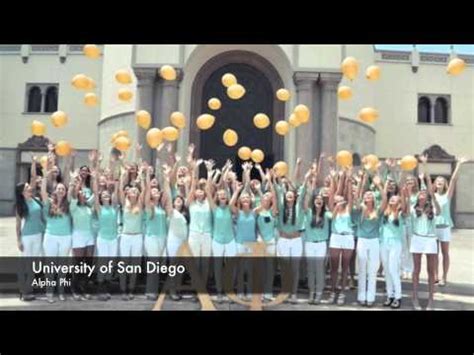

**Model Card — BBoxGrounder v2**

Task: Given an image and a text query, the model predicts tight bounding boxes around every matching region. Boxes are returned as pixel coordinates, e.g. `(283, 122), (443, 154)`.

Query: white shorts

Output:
(435, 227), (452, 242)
(96, 237), (118, 257)
(305, 241), (328, 258)
(72, 230), (95, 249)
(329, 233), (355, 250)
(213, 239), (237, 257)
(410, 235), (438, 254)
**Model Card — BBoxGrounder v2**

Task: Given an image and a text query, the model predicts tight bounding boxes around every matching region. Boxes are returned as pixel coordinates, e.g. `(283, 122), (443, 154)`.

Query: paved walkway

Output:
(0, 217), (473, 310)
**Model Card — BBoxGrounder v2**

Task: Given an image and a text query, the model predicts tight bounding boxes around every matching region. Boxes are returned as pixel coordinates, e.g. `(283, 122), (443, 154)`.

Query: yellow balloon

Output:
(400, 155), (418, 171)
(288, 113), (301, 127)
(84, 93), (98, 107)
(276, 88), (291, 102)
(31, 120), (46, 136)
(71, 74), (90, 90)
(222, 73), (237, 88)
(111, 132), (120, 144)
(170, 111), (186, 129)
(223, 129), (238, 147)
(358, 107), (379, 124)
(51, 111), (68, 128)
(111, 130), (129, 144)
(208, 98), (222, 110)
(341, 57), (359, 81)
(338, 86), (353, 100)
(83, 44), (100, 59)
(114, 136), (131, 152)
(294, 104), (310, 124)
(362, 154), (379, 171)
(85, 77), (97, 90)
(275, 120), (290, 136)
(336, 150), (353, 168)
(162, 126), (179, 142)
(115, 69), (132, 84)
(227, 84), (246, 100)
(251, 149), (265, 164)
(39, 155), (49, 169)
(135, 110), (151, 129)
(447, 58), (466, 76)
(118, 88), (133, 102)
(160, 65), (177, 81)
(238, 146), (252, 161)
(273, 161), (289, 177)
(366, 65), (381, 81)
(146, 128), (163, 148)
(55, 140), (72, 157)
(253, 113), (270, 129)
(196, 114), (215, 130)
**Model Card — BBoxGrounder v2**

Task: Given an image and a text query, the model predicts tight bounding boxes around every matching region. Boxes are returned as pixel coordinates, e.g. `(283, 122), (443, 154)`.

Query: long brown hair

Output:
(48, 184), (69, 217)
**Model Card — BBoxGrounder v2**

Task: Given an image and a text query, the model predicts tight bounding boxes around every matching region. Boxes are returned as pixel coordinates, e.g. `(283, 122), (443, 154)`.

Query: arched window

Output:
(352, 153), (361, 167)
(418, 96), (431, 123)
(44, 86), (58, 113)
(27, 86), (42, 112)
(434, 97), (448, 124)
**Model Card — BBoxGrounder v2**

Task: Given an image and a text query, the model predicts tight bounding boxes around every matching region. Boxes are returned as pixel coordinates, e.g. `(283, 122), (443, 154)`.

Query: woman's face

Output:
(195, 189), (205, 201)
(324, 176), (331, 188)
(418, 191), (427, 205)
(387, 180), (396, 192)
(23, 183), (33, 200)
(314, 195), (324, 208)
(435, 176), (446, 191)
(363, 191), (375, 206)
(217, 190), (228, 205)
(101, 191), (111, 205)
(35, 176), (42, 187)
(285, 191), (295, 204)
(99, 175), (107, 188)
(151, 187), (161, 201)
(129, 164), (138, 175)
(80, 167), (89, 180)
(177, 176), (186, 186)
(240, 193), (251, 208)
(389, 195), (400, 207)
(174, 196), (184, 210)
(150, 178), (159, 189)
(334, 195), (346, 210)
(261, 192), (272, 209)
(127, 188), (139, 203)
(52, 166), (59, 177)
(406, 176), (416, 189)
(55, 183), (66, 198)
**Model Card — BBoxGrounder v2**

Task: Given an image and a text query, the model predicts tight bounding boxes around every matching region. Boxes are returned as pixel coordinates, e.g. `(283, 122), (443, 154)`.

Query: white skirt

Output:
(72, 230), (95, 249)
(329, 233), (355, 250)
(435, 227), (452, 242)
(410, 235), (438, 254)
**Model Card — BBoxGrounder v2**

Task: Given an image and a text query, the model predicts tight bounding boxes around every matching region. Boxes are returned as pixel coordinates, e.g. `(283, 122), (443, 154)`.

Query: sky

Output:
(375, 45), (474, 55)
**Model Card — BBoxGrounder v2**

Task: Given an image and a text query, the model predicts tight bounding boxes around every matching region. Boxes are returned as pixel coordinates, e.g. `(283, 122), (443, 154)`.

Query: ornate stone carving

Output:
(17, 136), (50, 150)
(31, 45), (59, 52)
(134, 67), (157, 86)
(421, 144), (455, 160)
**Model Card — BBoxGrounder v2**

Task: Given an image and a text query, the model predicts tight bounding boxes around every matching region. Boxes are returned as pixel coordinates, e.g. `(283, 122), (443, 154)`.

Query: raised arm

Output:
(91, 169), (100, 214)
(162, 166), (174, 216)
(186, 159), (202, 207)
(379, 179), (389, 214)
(144, 165), (153, 210)
(229, 181), (243, 215)
(293, 157), (303, 186)
(448, 157), (468, 199)
(205, 159), (216, 209)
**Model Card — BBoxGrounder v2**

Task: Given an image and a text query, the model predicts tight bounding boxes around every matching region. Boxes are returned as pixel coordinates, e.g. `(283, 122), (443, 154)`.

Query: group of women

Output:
(15, 141), (468, 309)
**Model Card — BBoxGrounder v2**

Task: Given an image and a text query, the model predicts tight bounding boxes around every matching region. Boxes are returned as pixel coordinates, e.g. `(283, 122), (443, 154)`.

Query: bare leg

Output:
(427, 254), (436, 309)
(412, 253), (422, 309)
(440, 242), (450, 283)
(434, 241), (440, 283)
(341, 250), (353, 292)
(329, 248), (341, 293)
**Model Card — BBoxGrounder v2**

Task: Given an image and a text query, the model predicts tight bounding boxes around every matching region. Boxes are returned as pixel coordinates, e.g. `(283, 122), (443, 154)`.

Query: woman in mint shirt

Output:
(68, 172), (95, 301)
(433, 157), (468, 286)
(143, 166), (169, 300)
(92, 170), (119, 301)
(410, 172), (441, 311)
(118, 166), (145, 301)
(15, 182), (45, 301)
(303, 191), (331, 305)
(255, 170), (279, 302)
(380, 184), (408, 309)
(207, 179), (240, 303)
(275, 169), (309, 304)
(401, 174), (419, 280)
(41, 167), (72, 304)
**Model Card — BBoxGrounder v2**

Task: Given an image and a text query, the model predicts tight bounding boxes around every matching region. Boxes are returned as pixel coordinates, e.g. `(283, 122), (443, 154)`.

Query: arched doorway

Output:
(190, 51), (285, 178)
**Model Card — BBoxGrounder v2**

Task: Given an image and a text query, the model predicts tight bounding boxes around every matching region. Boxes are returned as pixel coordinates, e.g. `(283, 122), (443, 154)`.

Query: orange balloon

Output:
(288, 113), (301, 127)
(160, 65), (177, 81)
(146, 128), (163, 148)
(273, 161), (289, 177)
(400, 155), (418, 171)
(55, 141), (72, 157)
(294, 104), (310, 124)
(196, 114), (215, 130)
(136, 110), (152, 129)
(71, 74), (90, 90)
(238, 146), (252, 161)
(51, 111), (68, 128)
(358, 107), (379, 124)
(39, 155), (49, 169)
(115, 69), (132, 84)
(170, 112), (186, 129)
(162, 126), (179, 141)
(251, 149), (265, 163)
(362, 154), (379, 171)
(222, 73), (237, 88)
(31, 120), (46, 136)
(208, 98), (222, 110)
(338, 86), (353, 100)
(276, 88), (291, 102)
(118, 88), (133, 102)
(253, 113), (270, 129)
(223, 129), (238, 147)
(83, 44), (101, 59)
(341, 57), (359, 81)
(275, 120), (290, 136)
(336, 150), (353, 168)
(114, 136), (131, 152)
(84, 93), (99, 106)
(366, 65), (381, 81)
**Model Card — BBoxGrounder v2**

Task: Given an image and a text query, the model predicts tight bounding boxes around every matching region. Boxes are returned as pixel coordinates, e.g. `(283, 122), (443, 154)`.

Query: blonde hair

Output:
(125, 187), (141, 214)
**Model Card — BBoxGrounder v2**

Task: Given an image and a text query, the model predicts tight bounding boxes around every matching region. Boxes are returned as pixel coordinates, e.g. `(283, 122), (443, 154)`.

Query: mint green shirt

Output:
(411, 208), (436, 238)
(189, 200), (212, 234)
(122, 209), (143, 234)
(212, 206), (235, 244)
(70, 198), (93, 235)
(276, 184), (306, 234)
(98, 206), (118, 240)
(353, 209), (381, 239)
(43, 200), (72, 236)
(331, 212), (353, 235)
(145, 206), (168, 238)
(22, 199), (45, 236)
(434, 193), (453, 228)
(381, 214), (405, 245)
(257, 209), (277, 242)
(304, 210), (331, 242)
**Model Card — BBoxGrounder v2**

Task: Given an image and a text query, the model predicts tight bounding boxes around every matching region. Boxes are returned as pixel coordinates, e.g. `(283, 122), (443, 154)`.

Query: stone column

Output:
(154, 69), (183, 156)
(134, 67), (156, 163)
(319, 72), (342, 158)
(293, 72), (319, 171)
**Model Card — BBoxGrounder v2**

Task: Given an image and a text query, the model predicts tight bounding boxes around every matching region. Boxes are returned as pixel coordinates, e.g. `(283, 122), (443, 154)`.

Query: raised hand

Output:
(458, 156), (469, 164)
(419, 154), (428, 164)
(166, 143), (173, 154)
(373, 175), (382, 186)
(296, 157), (302, 165)
(156, 142), (166, 152)
(188, 143), (195, 154)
